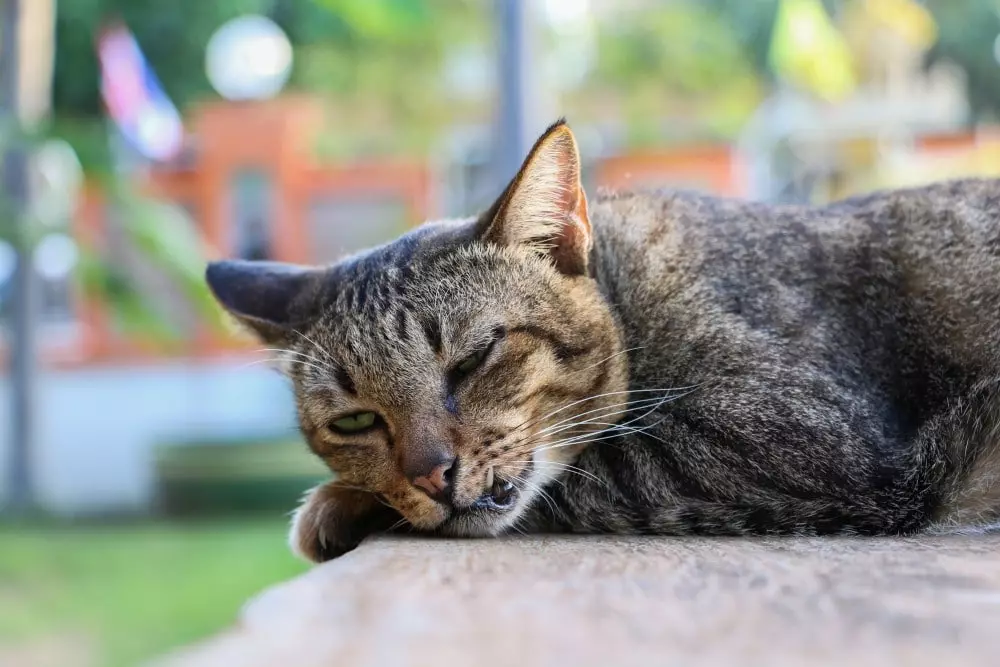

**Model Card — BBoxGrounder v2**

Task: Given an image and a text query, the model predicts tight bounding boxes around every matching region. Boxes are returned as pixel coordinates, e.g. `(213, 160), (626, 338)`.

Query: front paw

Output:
(289, 482), (401, 563)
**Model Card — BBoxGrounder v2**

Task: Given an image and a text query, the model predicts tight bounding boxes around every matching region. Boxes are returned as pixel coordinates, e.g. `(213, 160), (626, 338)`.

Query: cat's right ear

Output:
(205, 259), (320, 346)
(477, 119), (592, 276)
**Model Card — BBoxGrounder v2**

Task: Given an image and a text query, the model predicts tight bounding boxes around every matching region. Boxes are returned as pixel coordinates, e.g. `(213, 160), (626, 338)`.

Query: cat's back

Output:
(591, 178), (1000, 283)
(589, 178), (1000, 384)
(590, 178), (1000, 314)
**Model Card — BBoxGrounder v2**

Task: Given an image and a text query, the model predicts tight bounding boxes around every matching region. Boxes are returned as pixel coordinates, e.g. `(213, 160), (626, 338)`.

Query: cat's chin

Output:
(434, 502), (527, 538)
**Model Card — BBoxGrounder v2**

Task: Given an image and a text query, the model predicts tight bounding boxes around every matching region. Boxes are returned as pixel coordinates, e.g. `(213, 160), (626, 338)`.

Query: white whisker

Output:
(387, 516), (411, 532)
(509, 459), (607, 487)
(503, 470), (559, 518)
(236, 356), (330, 376)
(538, 394), (676, 436)
(504, 386), (697, 440)
(569, 345), (644, 376)
(511, 390), (692, 456)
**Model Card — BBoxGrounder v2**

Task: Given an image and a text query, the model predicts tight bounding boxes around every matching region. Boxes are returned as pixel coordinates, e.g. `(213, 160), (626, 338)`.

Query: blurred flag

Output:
(97, 22), (183, 163)
(768, 0), (858, 102)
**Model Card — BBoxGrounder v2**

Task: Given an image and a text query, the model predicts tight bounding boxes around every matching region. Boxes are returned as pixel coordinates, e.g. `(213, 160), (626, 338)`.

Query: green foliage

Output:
(48, 0), (1000, 138)
(592, 2), (763, 141)
(703, 0), (783, 79)
(52, 0), (488, 156)
(287, 0), (487, 155)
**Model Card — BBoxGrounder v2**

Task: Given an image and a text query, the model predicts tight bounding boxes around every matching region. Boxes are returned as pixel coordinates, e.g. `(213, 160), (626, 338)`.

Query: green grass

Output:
(0, 518), (308, 667)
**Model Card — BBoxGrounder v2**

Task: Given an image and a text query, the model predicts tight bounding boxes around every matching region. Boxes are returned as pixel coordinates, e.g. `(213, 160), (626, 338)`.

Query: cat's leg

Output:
(289, 482), (402, 562)
(534, 376), (955, 536)
(924, 377), (1000, 533)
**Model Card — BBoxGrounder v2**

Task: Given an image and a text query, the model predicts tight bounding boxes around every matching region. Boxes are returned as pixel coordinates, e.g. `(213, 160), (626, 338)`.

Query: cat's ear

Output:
(479, 119), (591, 275)
(205, 259), (320, 345)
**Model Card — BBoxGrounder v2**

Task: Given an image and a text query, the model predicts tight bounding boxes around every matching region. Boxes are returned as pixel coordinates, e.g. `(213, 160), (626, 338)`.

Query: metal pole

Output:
(2, 0), (37, 514)
(494, 0), (539, 183)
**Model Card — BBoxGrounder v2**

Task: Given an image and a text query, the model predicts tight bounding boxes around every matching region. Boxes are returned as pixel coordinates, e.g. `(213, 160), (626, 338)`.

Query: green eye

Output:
(455, 348), (487, 376)
(330, 412), (378, 434)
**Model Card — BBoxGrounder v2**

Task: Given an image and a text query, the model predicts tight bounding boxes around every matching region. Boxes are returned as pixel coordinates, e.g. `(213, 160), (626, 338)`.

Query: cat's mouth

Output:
(436, 461), (533, 537)
(471, 476), (519, 511)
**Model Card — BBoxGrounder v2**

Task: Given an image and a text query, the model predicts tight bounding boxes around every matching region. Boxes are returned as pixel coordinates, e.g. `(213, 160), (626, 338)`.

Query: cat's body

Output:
(527, 180), (1000, 536)
(206, 121), (1000, 561)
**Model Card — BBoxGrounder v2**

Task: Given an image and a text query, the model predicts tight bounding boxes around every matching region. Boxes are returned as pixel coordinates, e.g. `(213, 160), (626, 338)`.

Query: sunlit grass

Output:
(0, 518), (307, 667)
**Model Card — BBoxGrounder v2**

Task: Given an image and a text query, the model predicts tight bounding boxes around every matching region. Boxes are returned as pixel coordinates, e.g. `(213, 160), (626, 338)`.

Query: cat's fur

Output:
(207, 120), (1000, 562)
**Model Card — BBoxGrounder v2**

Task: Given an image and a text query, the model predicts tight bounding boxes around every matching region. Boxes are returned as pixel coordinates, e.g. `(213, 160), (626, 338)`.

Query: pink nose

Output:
(411, 460), (455, 503)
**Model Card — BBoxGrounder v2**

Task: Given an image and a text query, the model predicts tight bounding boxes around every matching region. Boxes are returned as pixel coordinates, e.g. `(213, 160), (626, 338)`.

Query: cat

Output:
(206, 119), (1000, 562)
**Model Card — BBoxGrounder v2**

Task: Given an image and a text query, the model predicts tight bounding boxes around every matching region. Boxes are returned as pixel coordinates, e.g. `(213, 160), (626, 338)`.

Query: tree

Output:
(51, 0), (489, 165)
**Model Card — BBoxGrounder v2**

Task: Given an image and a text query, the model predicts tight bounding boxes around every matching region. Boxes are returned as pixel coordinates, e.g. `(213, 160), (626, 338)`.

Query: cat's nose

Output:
(408, 456), (456, 504)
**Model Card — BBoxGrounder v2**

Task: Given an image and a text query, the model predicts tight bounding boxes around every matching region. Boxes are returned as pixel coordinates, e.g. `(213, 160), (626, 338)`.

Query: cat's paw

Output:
(289, 482), (401, 563)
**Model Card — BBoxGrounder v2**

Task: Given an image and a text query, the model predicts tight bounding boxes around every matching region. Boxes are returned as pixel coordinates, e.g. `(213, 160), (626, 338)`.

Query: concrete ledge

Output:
(152, 535), (1000, 667)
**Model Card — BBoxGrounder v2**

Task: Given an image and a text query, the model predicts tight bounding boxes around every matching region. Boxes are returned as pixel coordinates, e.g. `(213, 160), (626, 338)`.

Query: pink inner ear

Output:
(550, 184), (592, 276)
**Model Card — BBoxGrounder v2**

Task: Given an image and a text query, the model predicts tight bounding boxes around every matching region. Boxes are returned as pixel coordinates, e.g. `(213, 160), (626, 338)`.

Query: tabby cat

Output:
(206, 120), (1000, 562)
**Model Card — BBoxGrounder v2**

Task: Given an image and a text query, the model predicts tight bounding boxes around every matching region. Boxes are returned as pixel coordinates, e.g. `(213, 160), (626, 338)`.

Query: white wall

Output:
(0, 359), (298, 515)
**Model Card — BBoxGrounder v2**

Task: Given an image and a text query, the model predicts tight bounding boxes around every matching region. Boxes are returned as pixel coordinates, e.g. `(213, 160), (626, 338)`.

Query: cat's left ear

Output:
(479, 119), (591, 276)
(205, 259), (321, 346)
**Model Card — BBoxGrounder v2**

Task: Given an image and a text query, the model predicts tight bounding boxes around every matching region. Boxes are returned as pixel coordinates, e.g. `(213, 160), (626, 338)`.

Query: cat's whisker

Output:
(236, 356), (330, 377)
(540, 389), (693, 440)
(509, 459), (607, 487)
(259, 348), (339, 375)
(387, 516), (411, 532)
(560, 419), (670, 443)
(503, 386), (699, 441)
(527, 415), (669, 455)
(235, 357), (284, 372)
(290, 329), (344, 376)
(567, 345), (645, 376)
(532, 428), (645, 455)
(503, 393), (685, 454)
(506, 407), (659, 459)
(509, 392), (687, 456)
(260, 347), (332, 367)
(538, 416), (662, 447)
(534, 386), (699, 436)
(502, 521), (527, 537)
(537, 395), (668, 433)
(537, 394), (678, 436)
(501, 470), (558, 517)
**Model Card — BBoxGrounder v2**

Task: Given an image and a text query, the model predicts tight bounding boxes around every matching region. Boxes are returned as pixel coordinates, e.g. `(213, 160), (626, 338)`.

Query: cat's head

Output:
(206, 121), (628, 560)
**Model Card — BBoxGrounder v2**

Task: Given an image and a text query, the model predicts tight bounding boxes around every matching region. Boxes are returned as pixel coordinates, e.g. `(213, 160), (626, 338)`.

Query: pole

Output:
(494, 0), (540, 183)
(2, 0), (37, 514)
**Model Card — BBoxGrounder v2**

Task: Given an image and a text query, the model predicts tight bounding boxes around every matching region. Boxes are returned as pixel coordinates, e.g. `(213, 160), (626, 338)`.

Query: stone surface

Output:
(151, 535), (1000, 667)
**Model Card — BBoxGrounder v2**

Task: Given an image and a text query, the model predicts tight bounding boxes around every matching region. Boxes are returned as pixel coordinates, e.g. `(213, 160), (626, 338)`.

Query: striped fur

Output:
(207, 122), (1000, 562)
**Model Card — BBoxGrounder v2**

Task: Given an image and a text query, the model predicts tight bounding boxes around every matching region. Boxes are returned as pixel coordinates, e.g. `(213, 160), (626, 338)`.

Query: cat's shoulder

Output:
(588, 186), (792, 250)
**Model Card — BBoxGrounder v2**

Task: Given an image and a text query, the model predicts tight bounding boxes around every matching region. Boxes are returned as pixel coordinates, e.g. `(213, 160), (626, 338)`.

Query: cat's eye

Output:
(330, 411), (378, 434)
(455, 348), (488, 376)
(449, 328), (504, 384)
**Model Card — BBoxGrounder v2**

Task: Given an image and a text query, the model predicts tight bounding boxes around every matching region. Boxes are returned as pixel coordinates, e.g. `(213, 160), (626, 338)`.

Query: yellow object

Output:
(849, 0), (938, 49)
(768, 0), (858, 102)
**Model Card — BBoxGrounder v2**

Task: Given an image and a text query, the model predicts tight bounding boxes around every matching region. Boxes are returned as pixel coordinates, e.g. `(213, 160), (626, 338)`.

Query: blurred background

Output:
(1, 0), (999, 665)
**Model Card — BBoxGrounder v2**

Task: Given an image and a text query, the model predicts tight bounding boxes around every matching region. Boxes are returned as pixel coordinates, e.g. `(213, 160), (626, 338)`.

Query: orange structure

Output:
(59, 97), (433, 367)
(594, 144), (746, 198)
